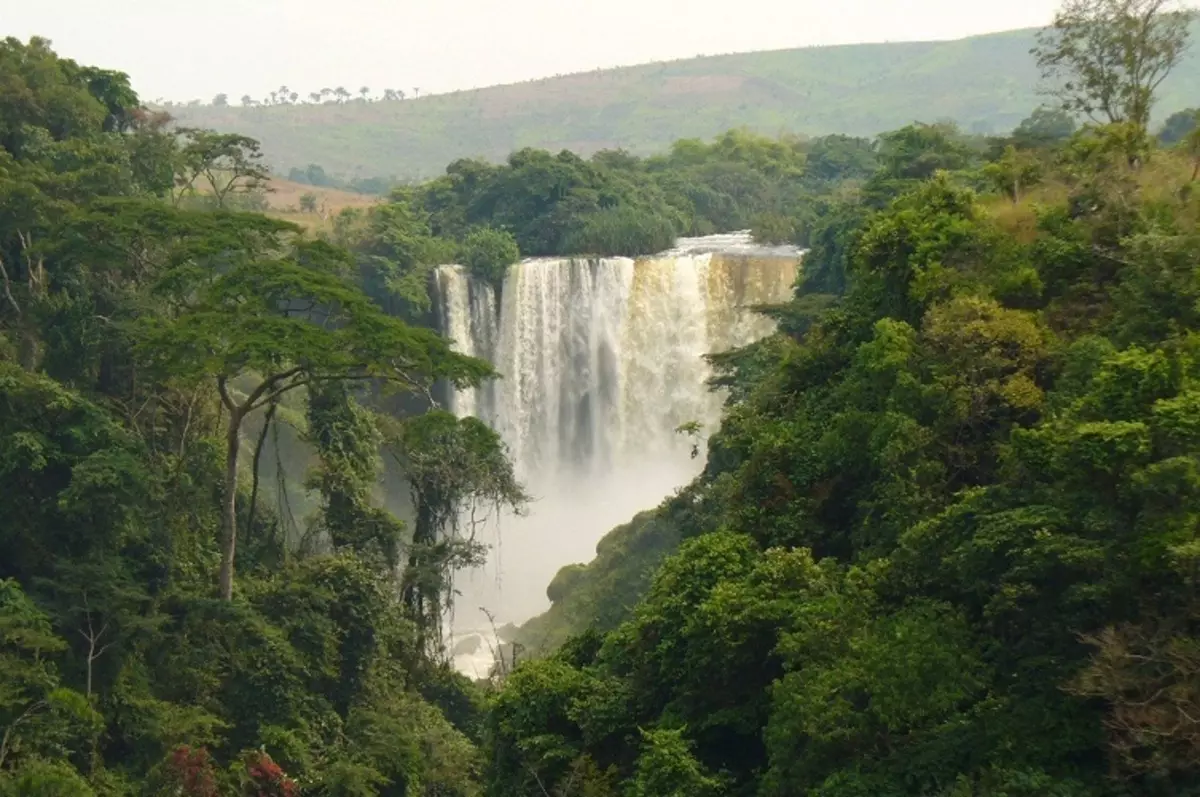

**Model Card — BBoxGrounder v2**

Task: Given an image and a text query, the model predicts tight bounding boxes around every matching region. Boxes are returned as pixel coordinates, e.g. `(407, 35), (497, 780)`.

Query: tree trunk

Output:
(219, 409), (243, 601)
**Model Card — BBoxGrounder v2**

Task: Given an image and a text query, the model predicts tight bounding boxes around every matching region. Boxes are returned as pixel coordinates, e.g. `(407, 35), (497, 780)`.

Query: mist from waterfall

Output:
(435, 232), (800, 673)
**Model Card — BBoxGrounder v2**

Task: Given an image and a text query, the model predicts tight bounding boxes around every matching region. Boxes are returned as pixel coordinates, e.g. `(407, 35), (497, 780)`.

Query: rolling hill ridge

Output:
(171, 26), (1200, 181)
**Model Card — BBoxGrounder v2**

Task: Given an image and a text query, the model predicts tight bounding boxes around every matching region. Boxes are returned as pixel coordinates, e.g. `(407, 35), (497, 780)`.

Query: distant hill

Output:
(170, 26), (1200, 181)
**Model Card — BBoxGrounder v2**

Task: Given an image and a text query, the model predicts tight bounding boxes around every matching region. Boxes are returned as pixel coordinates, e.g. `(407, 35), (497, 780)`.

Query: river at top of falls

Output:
(434, 231), (801, 677)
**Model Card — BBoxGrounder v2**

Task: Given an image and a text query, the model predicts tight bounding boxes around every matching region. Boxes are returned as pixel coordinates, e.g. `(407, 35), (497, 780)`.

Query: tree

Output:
(211, 93), (228, 107)
(389, 411), (526, 649)
(803, 134), (878, 183)
(134, 214), (492, 600)
(983, 145), (1044, 202)
(0, 37), (137, 155)
(1186, 120), (1200, 181)
(1158, 107), (1199, 143)
(0, 580), (98, 776)
(1072, 623), (1200, 777)
(359, 86), (370, 101)
(351, 193), (457, 320)
(304, 163), (330, 187)
(299, 192), (318, 213)
(874, 122), (973, 182)
(172, 128), (271, 209)
(308, 92), (321, 104)
(1034, 0), (1194, 131)
(631, 729), (720, 797)
(460, 226), (518, 289)
(240, 94), (253, 106)
(334, 87), (350, 103)
(1012, 106), (1079, 147)
(305, 384), (404, 567)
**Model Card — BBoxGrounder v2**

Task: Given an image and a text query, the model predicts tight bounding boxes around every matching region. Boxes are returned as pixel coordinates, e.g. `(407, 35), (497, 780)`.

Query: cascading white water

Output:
(435, 232), (800, 676)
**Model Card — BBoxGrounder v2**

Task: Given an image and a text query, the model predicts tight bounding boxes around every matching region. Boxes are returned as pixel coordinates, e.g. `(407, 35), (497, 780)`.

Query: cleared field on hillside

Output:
(172, 26), (1200, 181)
(259, 177), (379, 229)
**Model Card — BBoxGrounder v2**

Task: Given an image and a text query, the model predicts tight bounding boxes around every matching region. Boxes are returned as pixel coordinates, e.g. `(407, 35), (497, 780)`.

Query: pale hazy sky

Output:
(4, 0), (1062, 103)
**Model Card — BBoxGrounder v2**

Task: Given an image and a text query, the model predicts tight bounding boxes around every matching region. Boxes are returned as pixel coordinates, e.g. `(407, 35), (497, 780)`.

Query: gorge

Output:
(434, 232), (801, 675)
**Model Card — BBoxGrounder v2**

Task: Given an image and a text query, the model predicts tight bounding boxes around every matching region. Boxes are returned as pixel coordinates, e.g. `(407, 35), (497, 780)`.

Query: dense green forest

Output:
(490, 4), (1200, 796)
(169, 22), (1200, 181)
(0, 34), (521, 795)
(323, 125), (874, 283)
(4, 0), (1200, 793)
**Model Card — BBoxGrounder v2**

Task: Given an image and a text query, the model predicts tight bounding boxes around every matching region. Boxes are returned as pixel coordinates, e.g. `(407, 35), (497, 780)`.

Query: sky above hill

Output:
(7, 0), (1062, 103)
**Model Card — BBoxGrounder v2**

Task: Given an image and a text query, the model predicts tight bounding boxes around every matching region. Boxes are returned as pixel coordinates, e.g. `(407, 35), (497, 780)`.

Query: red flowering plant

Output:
(239, 750), (299, 797)
(162, 745), (221, 797)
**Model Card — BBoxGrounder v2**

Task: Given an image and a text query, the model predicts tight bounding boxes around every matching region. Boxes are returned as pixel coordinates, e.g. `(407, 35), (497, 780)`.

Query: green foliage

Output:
(460, 226), (518, 287)
(563, 205), (677, 257)
(306, 384), (403, 568)
(982, 145), (1044, 202)
(630, 728), (720, 797)
(340, 192), (458, 322)
(172, 129), (270, 209)
(1158, 107), (1200, 144)
(1034, 0), (1194, 132)
(0, 37), (136, 157)
(486, 55), (1200, 797)
(1012, 106), (1079, 147)
(339, 127), (875, 267)
(0, 757), (97, 797)
(0, 580), (96, 774)
(389, 411), (527, 651)
(0, 38), (518, 796)
(512, 510), (683, 654)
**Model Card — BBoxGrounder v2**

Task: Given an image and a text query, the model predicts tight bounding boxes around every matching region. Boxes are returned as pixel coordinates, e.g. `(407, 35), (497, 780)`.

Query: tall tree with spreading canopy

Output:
(171, 129), (271, 209)
(133, 212), (491, 599)
(1034, 0), (1194, 132)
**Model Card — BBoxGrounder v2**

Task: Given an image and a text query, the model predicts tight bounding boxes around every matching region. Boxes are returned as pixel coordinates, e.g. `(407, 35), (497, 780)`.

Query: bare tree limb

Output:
(0, 254), (20, 318)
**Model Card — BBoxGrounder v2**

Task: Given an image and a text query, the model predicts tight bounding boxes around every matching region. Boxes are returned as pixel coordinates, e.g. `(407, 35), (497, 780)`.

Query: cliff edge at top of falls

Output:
(660, 231), (803, 259)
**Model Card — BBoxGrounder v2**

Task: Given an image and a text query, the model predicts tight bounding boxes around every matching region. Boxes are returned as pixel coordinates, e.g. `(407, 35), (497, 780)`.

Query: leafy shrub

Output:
(564, 206), (677, 257)
(460, 226), (519, 287)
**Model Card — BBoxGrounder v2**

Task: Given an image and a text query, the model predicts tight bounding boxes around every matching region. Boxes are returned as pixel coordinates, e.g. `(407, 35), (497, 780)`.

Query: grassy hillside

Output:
(170, 26), (1200, 180)
(260, 175), (378, 229)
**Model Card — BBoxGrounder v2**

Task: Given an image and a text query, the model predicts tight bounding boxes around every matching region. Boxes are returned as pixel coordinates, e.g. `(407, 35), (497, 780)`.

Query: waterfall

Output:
(436, 232), (800, 675)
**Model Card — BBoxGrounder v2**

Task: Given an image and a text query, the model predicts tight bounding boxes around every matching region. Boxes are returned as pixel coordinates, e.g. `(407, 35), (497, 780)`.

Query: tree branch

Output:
(241, 365), (305, 411)
(0, 254), (20, 319)
(247, 376), (309, 412)
(0, 700), (47, 769)
(216, 375), (235, 413)
(245, 399), (278, 546)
